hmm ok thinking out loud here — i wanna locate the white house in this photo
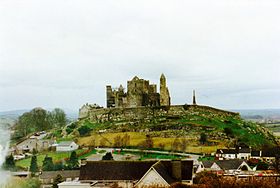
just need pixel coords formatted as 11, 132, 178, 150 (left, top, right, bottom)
56, 141, 79, 152
215, 149, 236, 160
236, 147, 251, 160
198, 160, 253, 176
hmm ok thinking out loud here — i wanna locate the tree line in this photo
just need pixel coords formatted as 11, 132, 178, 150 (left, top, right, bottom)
13, 107, 67, 140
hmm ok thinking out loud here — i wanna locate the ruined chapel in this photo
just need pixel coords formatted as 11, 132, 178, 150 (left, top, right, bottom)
106, 74, 170, 108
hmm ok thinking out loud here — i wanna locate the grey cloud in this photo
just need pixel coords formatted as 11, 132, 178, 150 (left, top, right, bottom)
0, 0, 280, 111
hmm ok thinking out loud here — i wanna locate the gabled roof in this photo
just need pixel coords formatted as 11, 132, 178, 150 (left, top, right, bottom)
215, 160, 245, 170
57, 141, 75, 147
202, 161, 215, 168
238, 147, 251, 153
40, 170, 80, 179
80, 160, 193, 182
152, 161, 175, 184
80, 161, 155, 181
262, 147, 280, 157
216, 149, 236, 154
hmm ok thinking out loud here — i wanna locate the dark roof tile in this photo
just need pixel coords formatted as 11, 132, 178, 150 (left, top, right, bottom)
40, 170, 80, 179
202, 161, 215, 168
216, 149, 236, 154
80, 160, 193, 181
80, 161, 155, 181
251, 150, 261, 157
215, 160, 245, 170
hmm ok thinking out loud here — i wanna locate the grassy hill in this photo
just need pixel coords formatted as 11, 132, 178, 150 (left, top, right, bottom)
53, 106, 277, 154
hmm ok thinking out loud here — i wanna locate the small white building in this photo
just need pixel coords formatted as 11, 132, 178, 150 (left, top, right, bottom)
56, 141, 79, 152
236, 146, 251, 160
215, 149, 236, 160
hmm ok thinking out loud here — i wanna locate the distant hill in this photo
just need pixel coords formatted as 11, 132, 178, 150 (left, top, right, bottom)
235, 109, 280, 120
0, 108, 78, 120
0, 109, 29, 119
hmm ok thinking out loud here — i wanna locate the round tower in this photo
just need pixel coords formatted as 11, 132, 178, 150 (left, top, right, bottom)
160, 73, 171, 106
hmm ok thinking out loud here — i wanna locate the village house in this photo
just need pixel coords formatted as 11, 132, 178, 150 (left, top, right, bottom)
250, 150, 262, 160
216, 146, 278, 163
261, 149, 278, 163
16, 138, 53, 153
30, 131, 47, 139
197, 159, 253, 176
55, 141, 79, 152
236, 146, 251, 160
58, 160, 193, 188
215, 149, 236, 160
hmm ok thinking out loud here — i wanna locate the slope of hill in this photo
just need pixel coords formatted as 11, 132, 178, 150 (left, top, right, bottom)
57, 105, 277, 153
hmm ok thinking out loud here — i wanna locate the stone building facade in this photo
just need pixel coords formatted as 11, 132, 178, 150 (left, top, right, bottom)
106, 74, 170, 108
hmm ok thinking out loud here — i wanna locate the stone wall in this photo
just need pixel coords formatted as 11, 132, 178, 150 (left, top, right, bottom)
79, 104, 239, 123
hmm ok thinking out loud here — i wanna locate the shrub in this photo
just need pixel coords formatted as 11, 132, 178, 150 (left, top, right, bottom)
78, 125, 92, 136
66, 123, 77, 134
102, 152, 114, 160
66, 127, 73, 134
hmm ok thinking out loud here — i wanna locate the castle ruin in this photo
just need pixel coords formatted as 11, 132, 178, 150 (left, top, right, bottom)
79, 74, 239, 121
106, 74, 170, 108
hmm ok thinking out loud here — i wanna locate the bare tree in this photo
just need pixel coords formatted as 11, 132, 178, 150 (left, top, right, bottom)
180, 138, 188, 152
172, 137, 181, 152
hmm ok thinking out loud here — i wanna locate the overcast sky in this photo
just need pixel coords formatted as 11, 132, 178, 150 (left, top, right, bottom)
0, 0, 280, 112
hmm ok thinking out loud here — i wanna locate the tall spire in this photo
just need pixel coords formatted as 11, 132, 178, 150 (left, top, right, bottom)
193, 90, 197, 105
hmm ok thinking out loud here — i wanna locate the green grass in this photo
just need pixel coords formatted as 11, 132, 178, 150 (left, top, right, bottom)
113, 150, 183, 160
74, 108, 276, 152
78, 149, 97, 159
139, 153, 183, 160
16, 149, 86, 169
56, 137, 75, 142
198, 156, 215, 161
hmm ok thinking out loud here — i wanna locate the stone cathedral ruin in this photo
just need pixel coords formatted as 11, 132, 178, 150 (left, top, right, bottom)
106, 74, 170, 108
79, 74, 238, 121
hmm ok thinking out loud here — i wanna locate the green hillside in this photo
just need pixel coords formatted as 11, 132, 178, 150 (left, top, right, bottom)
54, 106, 277, 153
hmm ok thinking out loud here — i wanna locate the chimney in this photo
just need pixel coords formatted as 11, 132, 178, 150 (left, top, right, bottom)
171, 160, 182, 181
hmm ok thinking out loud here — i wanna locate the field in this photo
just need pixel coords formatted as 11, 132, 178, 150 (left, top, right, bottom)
15, 149, 87, 169
4, 177, 41, 188
264, 123, 280, 132
77, 132, 224, 154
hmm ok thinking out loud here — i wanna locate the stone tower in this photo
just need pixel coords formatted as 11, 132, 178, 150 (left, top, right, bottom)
160, 73, 171, 106
106, 85, 115, 108
193, 90, 197, 105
